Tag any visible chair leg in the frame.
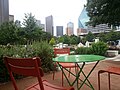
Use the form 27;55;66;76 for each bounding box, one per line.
53;71;55;80
108;73;111;90
98;70;108;90
68;68;71;78
98;71;101;90
62;71;64;86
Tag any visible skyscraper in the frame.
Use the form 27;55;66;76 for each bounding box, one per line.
66;22;74;36
0;0;9;24
45;15;54;35
56;26;63;37
78;6;89;29
36;20;45;30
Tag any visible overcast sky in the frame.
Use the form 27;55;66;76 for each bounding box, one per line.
9;0;87;35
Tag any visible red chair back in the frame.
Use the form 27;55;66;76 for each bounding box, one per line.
54;48;70;57
4;57;44;90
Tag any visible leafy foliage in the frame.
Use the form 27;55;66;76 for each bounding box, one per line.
91;41;108;56
97;30;120;42
32;41;54;72
0;21;19;45
70;35;79;45
57;35;81;45
0;13;52;45
0;41;55;82
49;38;56;45
85;31;95;42
75;47;93;54
22;13;43;41
58;37;64;43
86;0;120;27
63;35;70;45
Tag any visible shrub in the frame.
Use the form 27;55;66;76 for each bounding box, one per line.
32;41;55;72
0;41;55;83
49;38;56;46
0;45;13;83
91;41;108;56
75;47;93;54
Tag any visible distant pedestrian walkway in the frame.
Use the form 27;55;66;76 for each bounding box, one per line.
105;54;120;61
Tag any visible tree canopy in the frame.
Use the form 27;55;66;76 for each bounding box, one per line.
85;31;95;42
86;0;120;27
0;13;52;45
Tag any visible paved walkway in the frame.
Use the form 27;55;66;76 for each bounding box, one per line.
105;54;120;61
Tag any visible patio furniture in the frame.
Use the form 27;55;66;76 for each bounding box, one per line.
53;48;77;86
98;66;120;90
53;55;105;90
4;56;74;90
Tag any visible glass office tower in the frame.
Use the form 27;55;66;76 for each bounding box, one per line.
78;7;89;29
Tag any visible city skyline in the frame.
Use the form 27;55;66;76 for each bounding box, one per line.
9;0;87;36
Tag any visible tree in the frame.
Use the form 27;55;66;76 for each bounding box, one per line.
106;30;119;41
70;37;77;45
41;31;52;41
85;31;95;42
62;35;70;45
0;21;19;45
22;13;42;41
49;38;56;45
15;20;21;27
97;32;107;42
86;0;120;27
58;37;64;43
69;35;78;45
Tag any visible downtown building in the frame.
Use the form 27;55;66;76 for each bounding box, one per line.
0;0;9;24
9;15;14;21
45;15;54;36
77;6;89;36
56;26;63;37
36;20;45;30
66;22;74;36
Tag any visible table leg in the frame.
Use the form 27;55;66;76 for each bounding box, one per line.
78;61;99;90
57;62;73;86
57;61;99;90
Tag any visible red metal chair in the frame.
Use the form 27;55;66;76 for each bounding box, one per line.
98;66;120;90
53;48;77;86
4;56;74;90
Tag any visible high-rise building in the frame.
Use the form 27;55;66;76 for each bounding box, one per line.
56;26;63;37
36;20;45;30
66;22;74;36
45;15;54;35
0;0;9;24
77;28;87;36
78;7;89;29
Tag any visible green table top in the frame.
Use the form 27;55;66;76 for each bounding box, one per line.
53;55;105;63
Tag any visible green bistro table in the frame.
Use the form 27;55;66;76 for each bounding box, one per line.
53;55;105;90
